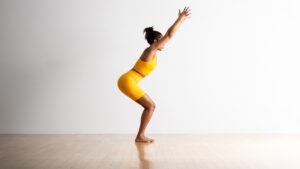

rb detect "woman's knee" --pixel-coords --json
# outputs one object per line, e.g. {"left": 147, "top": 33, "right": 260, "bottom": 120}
{"left": 135, "top": 93, "right": 156, "bottom": 110}
{"left": 145, "top": 102, "right": 155, "bottom": 111}
{"left": 135, "top": 99, "right": 155, "bottom": 110}
{"left": 149, "top": 102, "right": 156, "bottom": 111}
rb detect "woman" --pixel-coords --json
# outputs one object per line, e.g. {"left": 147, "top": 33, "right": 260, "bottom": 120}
{"left": 117, "top": 7, "right": 191, "bottom": 143}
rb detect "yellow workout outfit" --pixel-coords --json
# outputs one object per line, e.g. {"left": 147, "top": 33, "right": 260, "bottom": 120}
{"left": 117, "top": 53, "right": 157, "bottom": 101}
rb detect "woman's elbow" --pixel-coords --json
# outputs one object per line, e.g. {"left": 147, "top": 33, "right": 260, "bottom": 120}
{"left": 167, "top": 31, "right": 174, "bottom": 39}
{"left": 165, "top": 29, "right": 173, "bottom": 39}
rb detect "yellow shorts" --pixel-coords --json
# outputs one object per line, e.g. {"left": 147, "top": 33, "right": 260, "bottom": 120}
{"left": 117, "top": 70, "right": 145, "bottom": 101}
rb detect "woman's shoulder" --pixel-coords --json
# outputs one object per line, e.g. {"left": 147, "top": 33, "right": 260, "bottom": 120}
{"left": 139, "top": 48, "right": 157, "bottom": 62}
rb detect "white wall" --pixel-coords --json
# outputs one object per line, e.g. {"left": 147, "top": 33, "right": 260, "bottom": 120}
{"left": 0, "top": 0, "right": 300, "bottom": 134}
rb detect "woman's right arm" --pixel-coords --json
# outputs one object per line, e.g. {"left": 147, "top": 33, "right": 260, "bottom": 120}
{"left": 152, "top": 6, "right": 191, "bottom": 50}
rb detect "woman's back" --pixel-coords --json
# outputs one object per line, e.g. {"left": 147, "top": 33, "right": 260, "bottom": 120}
{"left": 132, "top": 53, "right": 157, "bottom": 77}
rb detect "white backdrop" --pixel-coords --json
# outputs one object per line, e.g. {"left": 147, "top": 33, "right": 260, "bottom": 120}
{"left": 0, "top": 0, "right": 300, "bottom": 134}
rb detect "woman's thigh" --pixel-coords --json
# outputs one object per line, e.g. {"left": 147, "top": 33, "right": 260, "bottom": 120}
{"left": 118, "top": 75, "right": 145, "bottom": 101}
{"left": 135, "top": 93, "right": 155, "bottom": 109}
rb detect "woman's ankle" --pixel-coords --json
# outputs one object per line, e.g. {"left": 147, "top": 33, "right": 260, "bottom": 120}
{"left": 136, "top": 133, "right": 145, "bottom": 138}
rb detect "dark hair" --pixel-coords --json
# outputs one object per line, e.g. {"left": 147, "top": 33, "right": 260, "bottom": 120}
{"left": 143, "top": 26, "right": 162, "bottom": 45}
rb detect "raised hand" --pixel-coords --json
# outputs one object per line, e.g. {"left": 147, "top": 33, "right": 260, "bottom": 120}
{"left": 178, "top": 6, "right": 191, "bottom": 21}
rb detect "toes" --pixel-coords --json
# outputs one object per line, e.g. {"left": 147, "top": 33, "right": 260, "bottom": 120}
{"left": 135, "top": 137, "right": 154, "bottom": 143}
{"left": 135, "top": 136, "right": 155, "bottom": 143}
{"left": 135, "top": 139, "right": 151, "bottom": 143}
{"left": 144, "top": 137, "right": 155, "bottom": 142}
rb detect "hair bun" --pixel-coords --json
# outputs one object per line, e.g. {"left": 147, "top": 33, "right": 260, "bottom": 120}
{"left": 143, "top": 26, "right": 162, "bottom": 45}
{"left": 143, "top": 26, "right": 154, "bottom": 34}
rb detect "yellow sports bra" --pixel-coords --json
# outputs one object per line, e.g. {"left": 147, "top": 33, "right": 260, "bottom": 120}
{"left": 132, "top": 53, "right": 157, "bottom": 77}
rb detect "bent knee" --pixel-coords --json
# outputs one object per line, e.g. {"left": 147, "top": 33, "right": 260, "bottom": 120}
{"left": 145, "top": 102, "right": 156, "bottom": 111}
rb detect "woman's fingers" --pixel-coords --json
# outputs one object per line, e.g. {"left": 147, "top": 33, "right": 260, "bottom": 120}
{"left": 183, "top": 6, "right": 190, "bottom": 13}
{"left": 184, "top": 6, "right": 189, "bottom": 12}
{"left": 179, "top": 6, "right": 191, "bottom": 18}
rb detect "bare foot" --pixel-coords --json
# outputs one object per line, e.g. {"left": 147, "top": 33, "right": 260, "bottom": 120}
{"left": 135, "top": 135, "right": 155, "bottom": 143}
{"left": 144, "top": 136, "right": 154, "bottom": 142}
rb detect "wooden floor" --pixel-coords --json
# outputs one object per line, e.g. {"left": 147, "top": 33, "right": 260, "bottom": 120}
{"left": 0, "top": 134, "right": 300, "bottom": 169}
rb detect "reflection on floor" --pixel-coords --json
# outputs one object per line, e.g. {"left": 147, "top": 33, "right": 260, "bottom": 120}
{"left": 0, "top": 134, "right": 300, "bottom": 169}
